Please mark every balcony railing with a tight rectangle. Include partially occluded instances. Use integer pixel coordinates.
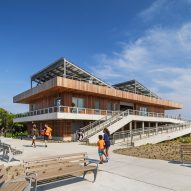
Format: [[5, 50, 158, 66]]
[[112, 122, 191, 145], [15, 106, 118, 118]]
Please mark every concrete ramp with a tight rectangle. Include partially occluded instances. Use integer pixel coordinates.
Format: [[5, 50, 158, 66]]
[[134, 125, 191, 146], [88, 114, 185, 143]]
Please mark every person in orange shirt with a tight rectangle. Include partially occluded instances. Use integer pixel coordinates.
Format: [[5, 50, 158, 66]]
[[43, 123, 52, 147], [97, 135, 105, 164]]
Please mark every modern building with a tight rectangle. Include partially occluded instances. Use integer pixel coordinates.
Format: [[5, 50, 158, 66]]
[[13, 57, 183, 141]]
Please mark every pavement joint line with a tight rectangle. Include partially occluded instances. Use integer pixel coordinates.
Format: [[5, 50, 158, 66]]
[[99, 169, 176, 191]]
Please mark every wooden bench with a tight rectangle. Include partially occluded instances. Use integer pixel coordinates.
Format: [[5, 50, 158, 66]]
[[1, 143, 23, 162], [24, 153, 98, 191], [0, 165, 31, 191], [180, 144, 191, 163]]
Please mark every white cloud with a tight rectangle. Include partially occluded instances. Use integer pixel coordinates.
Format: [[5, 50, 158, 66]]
[[138, 0, 168, 21], [138, 0, 191, 25], [91, 22, 191, 118]]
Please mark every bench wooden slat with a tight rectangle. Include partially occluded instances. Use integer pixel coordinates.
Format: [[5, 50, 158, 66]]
[[23, 153, 98, 190], [1, 180, 29, 191], [24, 152, 87, 163], [180, 144, 191, 163], [25, 156, 85, 169], [36, 165, 96, 182], [26, 162, 81, 173]]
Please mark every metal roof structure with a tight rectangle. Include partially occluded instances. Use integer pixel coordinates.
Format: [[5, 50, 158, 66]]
[[31, 57, 159, 98], [31, 57, 112, 88], [113, 80, 159, 98]]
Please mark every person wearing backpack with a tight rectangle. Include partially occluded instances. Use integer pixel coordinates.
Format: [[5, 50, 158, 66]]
[[44, 123, 52, 147], [103, 128, 110, 162], [31, 124, 39, 148]]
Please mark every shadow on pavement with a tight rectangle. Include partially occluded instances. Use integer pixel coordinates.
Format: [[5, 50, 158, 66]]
[[168, 160, 191, 168], [37, 176, 85, 191], [168, 160, 182, 164], [0, 156, 20, 162], [22, 144, 45, 148]]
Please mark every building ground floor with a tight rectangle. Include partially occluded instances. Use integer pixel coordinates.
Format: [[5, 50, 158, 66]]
[[26, 119, 170, 141], [27, 120, 93, 141]]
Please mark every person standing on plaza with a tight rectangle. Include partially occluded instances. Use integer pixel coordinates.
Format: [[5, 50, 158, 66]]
[[31, 124, 38, 148], [43, 123, 52, 147], [97, 135, 105, 164], [103, 128, 110, 161], [79, 128, 84, 141]]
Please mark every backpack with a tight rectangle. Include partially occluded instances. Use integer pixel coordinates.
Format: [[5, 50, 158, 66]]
[[41, 130, 45, 136], [45, 127, 52, 136]]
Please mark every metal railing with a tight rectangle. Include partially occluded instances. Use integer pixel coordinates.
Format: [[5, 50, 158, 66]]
[[15, 106, 118, 118], [112, 122, 191, 145], [82, 109, 185, 141]]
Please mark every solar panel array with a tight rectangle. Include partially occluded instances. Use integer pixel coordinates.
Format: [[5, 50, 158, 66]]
[[31, 58, 159, 98]]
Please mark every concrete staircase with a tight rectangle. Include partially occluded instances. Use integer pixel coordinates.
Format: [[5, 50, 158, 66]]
[[81, 109, 185, 143]]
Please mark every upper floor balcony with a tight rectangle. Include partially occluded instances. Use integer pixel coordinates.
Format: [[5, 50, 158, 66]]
[[13, 105, 184, 124], [13, 106, 118, 123]]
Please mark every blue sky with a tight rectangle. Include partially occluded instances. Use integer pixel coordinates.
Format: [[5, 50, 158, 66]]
[[0, 0, 191, 118]]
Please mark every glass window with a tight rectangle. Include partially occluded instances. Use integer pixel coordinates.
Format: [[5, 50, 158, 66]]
[[72, 97, 84, 108], [78, 98, 84, 108], [30, 104, 35, 111], [140, 107, 148, 116], [95, 100, 100, 109], [54, 98, 62, 106], [107, 102, 112, 111], [72, 97, 78, 107]]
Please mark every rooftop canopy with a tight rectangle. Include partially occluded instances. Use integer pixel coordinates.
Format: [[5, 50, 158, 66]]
[[31, 57, 159, 98], [113, 80, 159, 98], [31, 57, 112, 88]]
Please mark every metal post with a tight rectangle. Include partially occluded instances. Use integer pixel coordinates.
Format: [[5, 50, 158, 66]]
[[63, 58, 66, 77], [142, 122, 144, 134], [156, 122, 158, 135], [148, 122, 151, 136], [134, 121, 137, 130], [129, 122, 133, 146]]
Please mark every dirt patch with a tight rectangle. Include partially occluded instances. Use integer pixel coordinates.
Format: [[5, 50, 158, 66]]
[[5, 165, 25, 182], [114, 139, 191, 162]]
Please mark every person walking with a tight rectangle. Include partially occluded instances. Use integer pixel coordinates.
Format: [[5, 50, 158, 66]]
[[79, 128, 84, 141], [97, 135, 105, 164], [31, 124, 38, 148], [43, 123, 52, 147], [103, 128, 110, 161], [76, 129, 80, 141]]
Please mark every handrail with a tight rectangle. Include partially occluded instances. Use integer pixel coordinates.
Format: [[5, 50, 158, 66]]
[[81, 111, 121, 133], [112, 122, 191, 144], [15, 106, 118, 118], [82, 109, 186, 140]]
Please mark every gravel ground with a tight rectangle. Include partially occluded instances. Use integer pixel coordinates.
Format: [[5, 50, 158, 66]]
[[114, 140, 191, 162]]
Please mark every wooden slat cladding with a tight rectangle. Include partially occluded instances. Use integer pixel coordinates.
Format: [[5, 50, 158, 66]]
[[135, 104, 164, 113], [29, 92, 119, 111], [13, 78, 57, 103], [14, 77, 183, 109]]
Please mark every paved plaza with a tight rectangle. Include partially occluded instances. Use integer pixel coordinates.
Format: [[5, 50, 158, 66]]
[[0, 137, 191, 191]]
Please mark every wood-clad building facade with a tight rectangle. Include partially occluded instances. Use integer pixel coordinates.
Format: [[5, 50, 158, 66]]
[[13, 58, 183, 140]]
